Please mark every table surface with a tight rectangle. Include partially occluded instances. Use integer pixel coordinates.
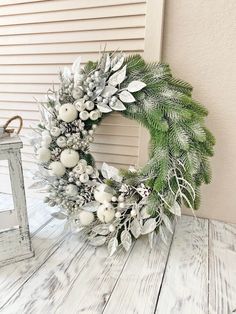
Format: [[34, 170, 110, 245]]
[[0, 193, 235, 314]]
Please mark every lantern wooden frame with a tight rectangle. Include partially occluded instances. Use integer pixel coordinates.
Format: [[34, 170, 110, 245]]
[[0, 136, 33, 267]]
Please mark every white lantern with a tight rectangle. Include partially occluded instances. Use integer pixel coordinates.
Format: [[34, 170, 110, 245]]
[[60, 149, 79, 168], [37, 147, 51, 163], [49, 161, 66, 177], [94, 184, 114, 204], [59, 103, 78, 122], [97, 205, 115, 223], [79, 211, 94, 226]]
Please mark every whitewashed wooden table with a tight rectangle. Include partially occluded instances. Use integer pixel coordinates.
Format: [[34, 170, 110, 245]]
[[0, 194, 235, 314]]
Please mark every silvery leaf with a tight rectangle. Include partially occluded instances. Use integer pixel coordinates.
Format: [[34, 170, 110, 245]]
[[140, 206, 151, 219], [101, 162, 122, 182], [168, 201, 181, 216], [62, 67, 71, 83], [121, 230, 132, 251], [100, 53, 111, 73], [130, 218, 141, 239], [92, 224, 110, 235], [119, 91, 135, 103], [162, 214, 173, 233], [141, 218, 157, 235], [72, 56, 81, 73], [110, 99, 126, 111], [101, 85, 118, 98], [97, 103, 112, 113], [108, 237, 118, 256], [127, 80, 146, 92], [28, 181, 45, 189], [112, 55, 125, 71], [51, 212, 67, 220], [81, 201, 100, 212], [148, 231, 154, 249], [159, 225, 168, 245], [90, 236, 106, 246], [108, 65, 127, 86]]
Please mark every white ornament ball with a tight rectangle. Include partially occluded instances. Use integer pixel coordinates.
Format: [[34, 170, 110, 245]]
[[97, 205, 115, 223], [59, 103, 78, 122], [79, 211, 94, 226], [111, 196, 117, 202], [65, 184, 78, 196], [131, 209, 137, 217], [89, 110, 100, 121], [41, 140, 49, 148], [79, 110, 89, 121], [56, 136, 67, 148], [37, 147, 51, 162], [79, 159, 87, 166], [79, 173, 89, 183], [118, 195, 125, 202], [119, 202, 125, 209], [85, 101, 94, 111], [85, 165, 94, 175], [74, 100, 86, 112], [60, 149, 79, 168], [74, 163, 85, 174], [49, 161, 66, 177], [94, 184, 114, 204], [115, 211, 121, 218], [109, 224, 115, 232], [72, 88, 84, 99], [50, 127, 61, 137]]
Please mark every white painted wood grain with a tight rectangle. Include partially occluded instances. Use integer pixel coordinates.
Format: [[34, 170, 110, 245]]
[[103, 233, 173, 314], [209, 220, 236, 314], [54, 245, 134, 314], [0, 217, 66, 308], [156, 216, 208, 314]]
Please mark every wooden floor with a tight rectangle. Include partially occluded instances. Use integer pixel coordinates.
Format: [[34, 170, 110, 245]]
[[0, 194, 235, 314]]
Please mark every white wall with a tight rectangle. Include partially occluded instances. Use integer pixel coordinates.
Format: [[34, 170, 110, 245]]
[[163, 0, 236, 223]]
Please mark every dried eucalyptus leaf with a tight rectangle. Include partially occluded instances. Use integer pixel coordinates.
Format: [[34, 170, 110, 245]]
[[130, 218, 141, 239], [112, 55, 125, 71], [101, 85, 118, 98], [162, 214, 173, 233], [90, 236, 106, 246], [51, 212, 67, 220], [108, 65, 127, 86], [141, 218, 157, 235], [108, 237, 118, 256], [119, 90, 135, 103], [110, 99, 126, 111], [97, 103, 112, 113], [127, 80, 146, 92], [121, 230, 132, 251], [81, 201, 100, 212], [168, 201, 181, 216], [28, 181, 45, 189], [92, 224, 110, 235]]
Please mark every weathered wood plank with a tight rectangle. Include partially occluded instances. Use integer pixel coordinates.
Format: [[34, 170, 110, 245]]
[[209, 220, 236, 314], [0, 234, 95, 313], [0, 217, 66, 307], [53, 245, 134, 313], [103, 233, 173, 314], [156, 216, 208, 314]]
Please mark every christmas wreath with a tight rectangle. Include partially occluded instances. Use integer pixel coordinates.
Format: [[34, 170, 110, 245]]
[[32, 52, 215, 255]]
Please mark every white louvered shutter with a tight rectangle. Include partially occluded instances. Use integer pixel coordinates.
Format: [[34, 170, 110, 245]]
[[0, 0, 164, 193]]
